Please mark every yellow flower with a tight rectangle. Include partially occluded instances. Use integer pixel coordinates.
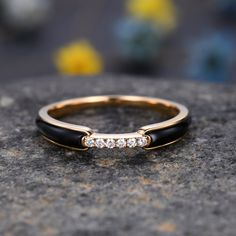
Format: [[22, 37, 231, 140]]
[[54, 40, 103, 76], [126, 0, 177, 32]]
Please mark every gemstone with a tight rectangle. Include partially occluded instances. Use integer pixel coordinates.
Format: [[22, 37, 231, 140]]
[[127, 138, 136, 148], [95, 138, 106, 148], [116, 138, 126, 148], [84, 137, 95, 147], [106, 139, 116, 149], [137, 137, 148, 147]]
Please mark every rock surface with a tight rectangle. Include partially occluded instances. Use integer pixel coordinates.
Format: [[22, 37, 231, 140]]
[[0, 76, 235, 236]]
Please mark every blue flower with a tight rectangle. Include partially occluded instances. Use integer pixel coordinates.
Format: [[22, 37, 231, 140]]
[[115, 18, 162, 62], [188, 34, 234, 82]]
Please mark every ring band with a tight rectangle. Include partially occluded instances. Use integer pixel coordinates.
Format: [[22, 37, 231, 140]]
[[36, 95, 190, 151]]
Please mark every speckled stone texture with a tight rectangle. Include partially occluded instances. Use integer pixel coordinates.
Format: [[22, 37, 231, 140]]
[[0, 76, 235, 236]]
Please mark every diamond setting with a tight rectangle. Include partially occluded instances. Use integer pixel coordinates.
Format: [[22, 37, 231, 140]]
[[106, 139, 116, 149], [84, 137, 95, 147], [95, 138, 106, 148], [116, 138, 126, 148], [137, 137, 148, 147], [83, 135, 149, 149], [127, 138, 137, 148]]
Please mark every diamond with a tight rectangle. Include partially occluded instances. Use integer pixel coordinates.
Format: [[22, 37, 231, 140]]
[[127, 138, 136, 148], [84, 137, 95, 147], [95, 138, 106, 148], [116, 138, 126, 148], [106, 139, 116, 149], [137, 137, 148, 147]]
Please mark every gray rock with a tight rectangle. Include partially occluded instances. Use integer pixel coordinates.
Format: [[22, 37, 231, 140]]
[[0, 76, 235, 236]]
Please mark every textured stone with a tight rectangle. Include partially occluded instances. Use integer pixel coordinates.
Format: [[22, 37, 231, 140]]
[[0, 75, 235, 236]]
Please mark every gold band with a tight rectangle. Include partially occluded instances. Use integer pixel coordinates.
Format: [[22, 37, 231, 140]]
[[36, 95, 190, 150]]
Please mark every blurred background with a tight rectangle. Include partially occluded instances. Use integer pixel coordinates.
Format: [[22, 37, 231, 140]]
[[0, 0, 235, 84]]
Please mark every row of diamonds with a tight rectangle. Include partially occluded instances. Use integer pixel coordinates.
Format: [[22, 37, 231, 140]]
[[84, 136, 149, 149]]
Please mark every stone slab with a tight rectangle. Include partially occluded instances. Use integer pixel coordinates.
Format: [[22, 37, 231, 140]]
[[0, 76, 235, 236]]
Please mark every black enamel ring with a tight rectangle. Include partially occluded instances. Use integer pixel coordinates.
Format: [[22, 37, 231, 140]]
[[36, 95, 190, 151]]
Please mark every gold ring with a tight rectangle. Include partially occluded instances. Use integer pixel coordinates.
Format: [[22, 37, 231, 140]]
[[36, 95, 190, 151]]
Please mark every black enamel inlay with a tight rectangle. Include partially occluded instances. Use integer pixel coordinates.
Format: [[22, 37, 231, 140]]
[[36, 117, 87, 149], [146, 117, 191, 148]]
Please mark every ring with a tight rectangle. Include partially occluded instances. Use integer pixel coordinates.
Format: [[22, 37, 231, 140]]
[[36, 95, 190, 151]]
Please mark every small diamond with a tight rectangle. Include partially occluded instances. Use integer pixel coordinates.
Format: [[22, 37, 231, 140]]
[[127, 138, 136, 148], [137, 137, 148, 147], [116, 138, 126, 148], [106, 139, 116, 149], [95, 138, 106, 148], [84, 137, 95, 147]]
